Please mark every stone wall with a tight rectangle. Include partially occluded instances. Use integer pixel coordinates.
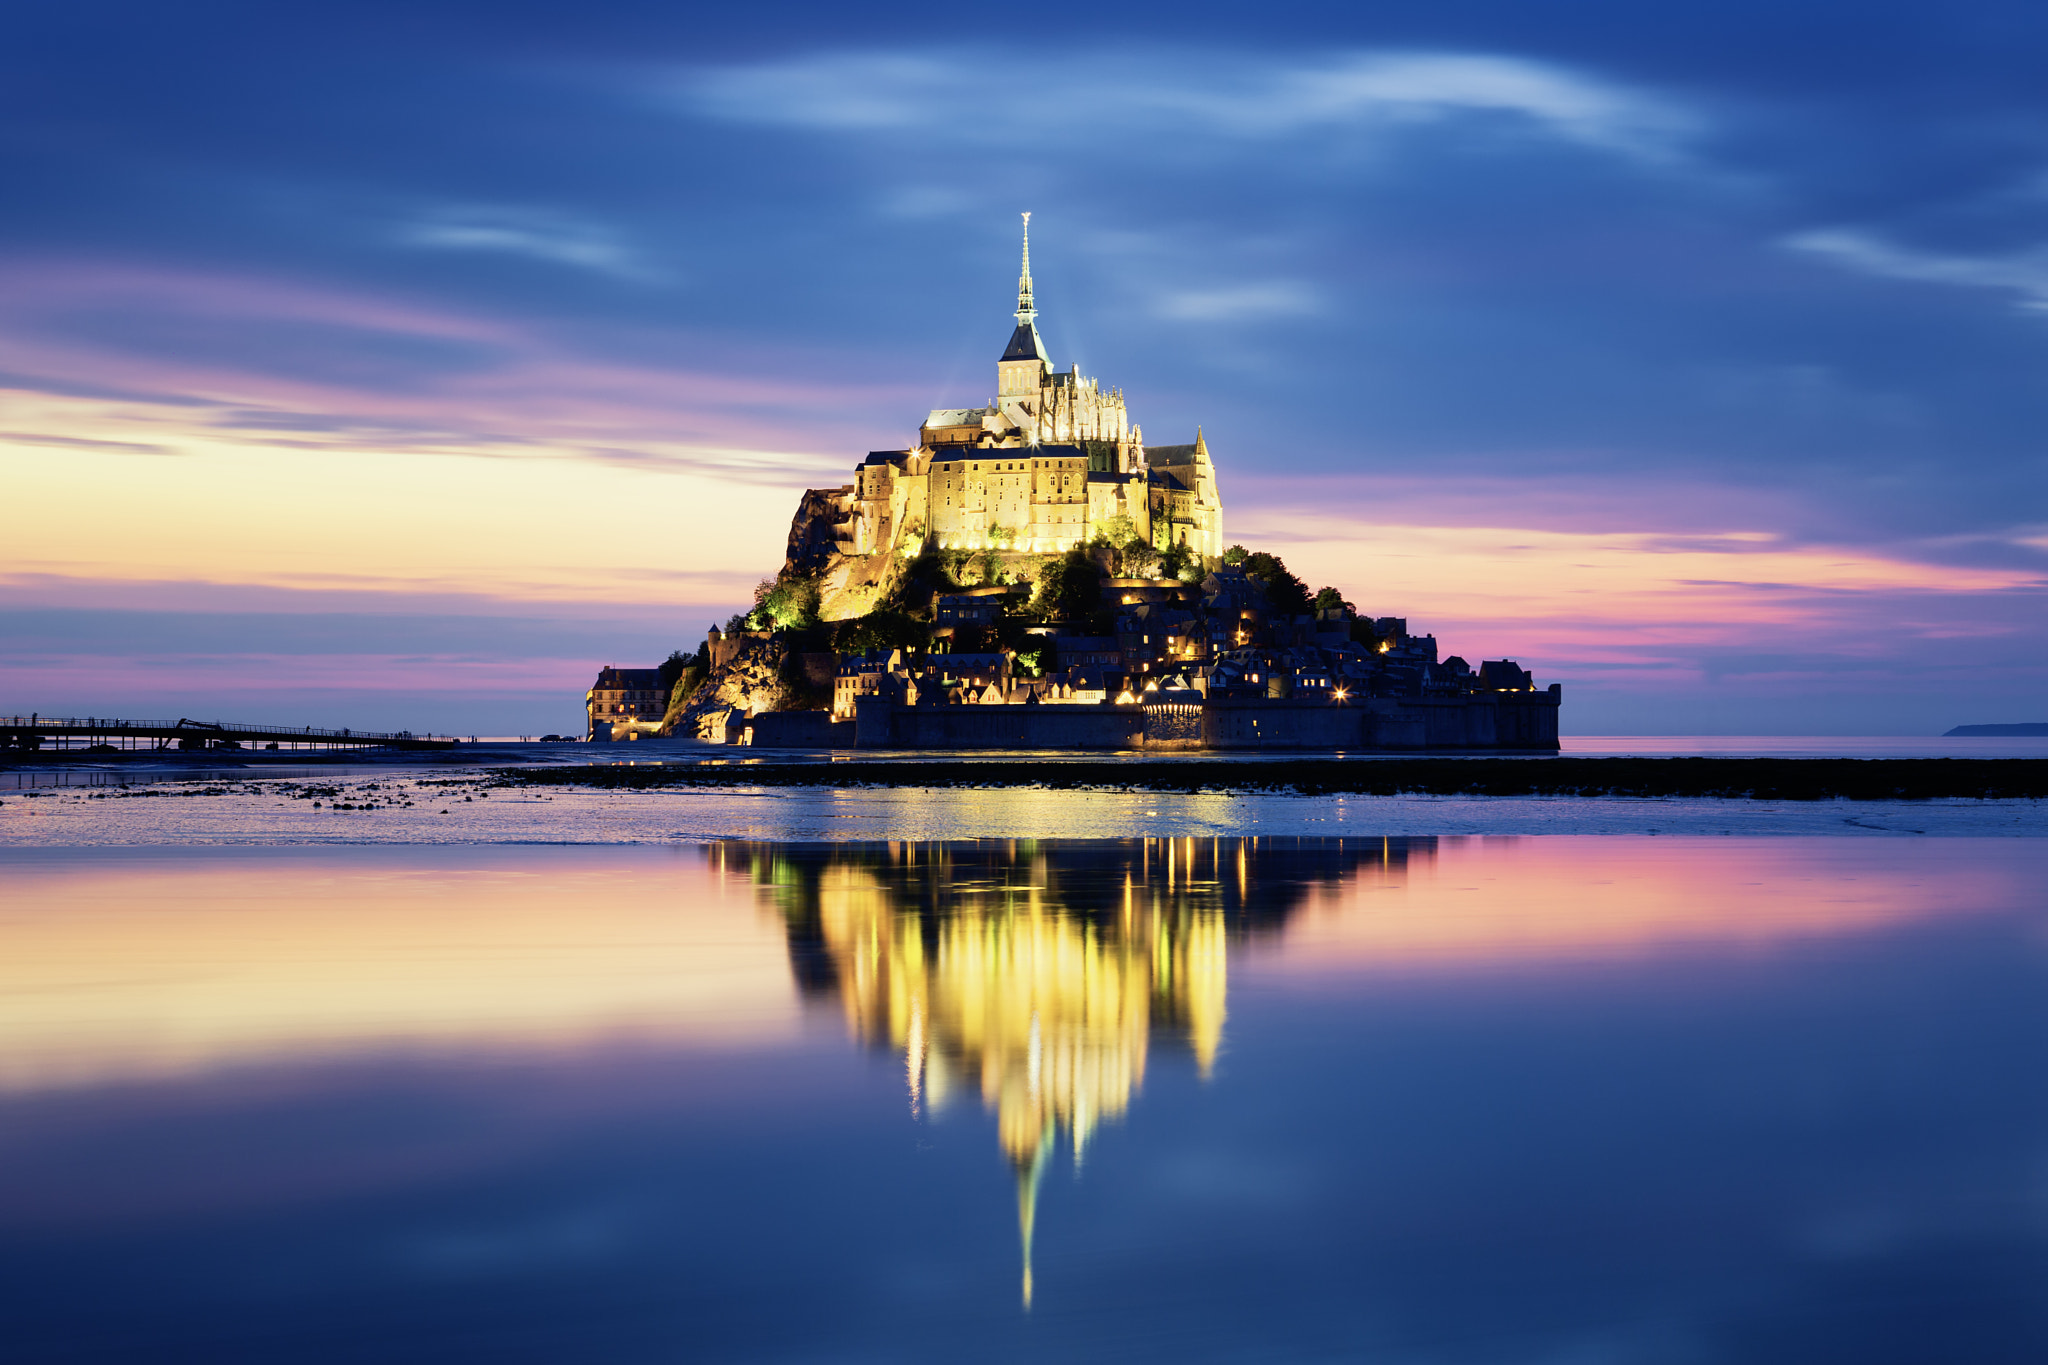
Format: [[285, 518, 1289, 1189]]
[[746, 711, 854, 748], [848, 686, 1561, 752], [1205, 690, 1561, 750], [856, 698, 1144, 750]]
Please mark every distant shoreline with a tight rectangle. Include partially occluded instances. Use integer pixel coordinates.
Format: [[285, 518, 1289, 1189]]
[[503, 756, 2048, 802], [1945, 723, 2048, 737]]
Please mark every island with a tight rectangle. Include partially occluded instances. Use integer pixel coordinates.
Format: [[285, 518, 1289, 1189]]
[[589, 216, 1559, 752]]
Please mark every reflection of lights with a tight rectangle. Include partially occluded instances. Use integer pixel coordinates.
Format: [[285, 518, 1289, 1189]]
[[791, 845, 1231, 1308]]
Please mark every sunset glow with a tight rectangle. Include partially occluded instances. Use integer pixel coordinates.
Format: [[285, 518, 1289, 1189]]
[[4, 8, 2045, 733]]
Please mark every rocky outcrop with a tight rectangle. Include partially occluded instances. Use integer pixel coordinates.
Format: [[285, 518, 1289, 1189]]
[[785, 486, 855, 577], [817, 549, 894, 621], [665, 636, 797, 740]]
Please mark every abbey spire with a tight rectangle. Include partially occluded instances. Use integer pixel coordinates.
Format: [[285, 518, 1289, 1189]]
[[1000, 211, 1052, 374], [830, 213, 1222, 562], [1015, 210, 1036, 326]]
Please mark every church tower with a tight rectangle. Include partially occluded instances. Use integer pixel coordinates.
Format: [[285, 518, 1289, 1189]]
[[997, 212, 1051, 400], [857, 213, 1219, 559]]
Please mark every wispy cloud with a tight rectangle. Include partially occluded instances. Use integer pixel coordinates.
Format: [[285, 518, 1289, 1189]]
[[0, 431, 175, 455], [681, 49, 1697, 163], [0, 260, 899, 484], [1154, 282, 1321, 322], [1786, 229, 2048, 312], [398, 207, 657, 281]]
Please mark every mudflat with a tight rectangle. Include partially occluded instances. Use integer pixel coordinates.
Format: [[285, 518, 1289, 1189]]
[[504, 755, 2048, 801]]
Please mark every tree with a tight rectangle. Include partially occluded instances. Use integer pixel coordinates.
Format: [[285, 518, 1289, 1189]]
[[1242, 551, 1312, 616], [877, 537, 956, 619], [1313, 586, 1354, 615], [657, 649, 693, 696], [1121, 538, 1159, 579], [833, 608, 927, 657], [1032, 547, 1102, 623], [750, 574, 823, 631], [1158, 540, 1193, 582], [1012, 636, 1055, 677], [1222, 544, 1249, 566], [660, 650, 706, 715], [1097, 512, 1135, 548]]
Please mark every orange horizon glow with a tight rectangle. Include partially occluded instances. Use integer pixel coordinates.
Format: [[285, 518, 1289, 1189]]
[[0, 852, 800, 1093], [4, 839, 2033, 1098]]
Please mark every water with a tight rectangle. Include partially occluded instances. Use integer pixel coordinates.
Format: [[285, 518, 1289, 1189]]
[[1562, 735, 2048, 759], [10, 734, 2048, 792], [4, 835, 2046, 1361], [4, 773, 2043, 842]]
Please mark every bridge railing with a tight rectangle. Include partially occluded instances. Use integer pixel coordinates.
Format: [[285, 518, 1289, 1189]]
[[1, 716, 442, 743]]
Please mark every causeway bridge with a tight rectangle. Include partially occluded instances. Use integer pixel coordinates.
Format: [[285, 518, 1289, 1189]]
[[2, 715, 460, 754]]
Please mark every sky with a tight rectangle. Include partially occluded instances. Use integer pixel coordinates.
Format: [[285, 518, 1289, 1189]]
[[3, 0, 2045, 735]]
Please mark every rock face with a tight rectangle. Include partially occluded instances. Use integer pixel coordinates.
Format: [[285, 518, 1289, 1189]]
[[666, 636, 796, 740], [785, 487, 854, 578], [816, 549, 895, 621]]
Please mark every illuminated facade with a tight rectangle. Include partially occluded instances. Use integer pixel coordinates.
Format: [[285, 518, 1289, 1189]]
[[584, 665, 665, 741], [833, 215, 1224, 561]]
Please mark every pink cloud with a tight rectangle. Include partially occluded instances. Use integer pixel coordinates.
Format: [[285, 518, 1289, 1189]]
[[0, 258, 927, 477]]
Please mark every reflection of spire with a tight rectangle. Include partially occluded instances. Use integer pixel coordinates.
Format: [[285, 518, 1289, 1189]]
[[906, 1001, 924, 1118], [1015, 1120, 1050, 1309], [745, 838, 1438, 1310], [796, 843, 1228, 1308], [1016, 211, 1036, 326]]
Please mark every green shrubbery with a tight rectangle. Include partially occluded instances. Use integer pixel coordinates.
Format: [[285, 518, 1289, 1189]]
[[1239, 551, 1312, 616], [1031, 548, 1103, 624], [833, 609, 927, 657], [748, 575, 822, 631], [694, 539, 1357, 696]]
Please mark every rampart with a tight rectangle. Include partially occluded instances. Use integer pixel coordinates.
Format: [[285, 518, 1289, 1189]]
[[842, 686, 1560, 751]]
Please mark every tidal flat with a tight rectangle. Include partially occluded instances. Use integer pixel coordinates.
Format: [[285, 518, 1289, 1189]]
[[510, 755, 2048, 800], [4, 767, 2047, 843]]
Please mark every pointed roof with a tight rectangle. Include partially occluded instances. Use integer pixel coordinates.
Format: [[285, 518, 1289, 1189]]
[[1002, 321, 1051, 363]]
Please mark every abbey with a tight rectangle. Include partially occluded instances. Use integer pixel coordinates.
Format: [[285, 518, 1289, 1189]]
[[836, 215, 1223, 562]]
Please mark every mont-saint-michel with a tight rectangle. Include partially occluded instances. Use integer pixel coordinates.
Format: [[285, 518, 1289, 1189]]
[[589, 216, 1559, 752]]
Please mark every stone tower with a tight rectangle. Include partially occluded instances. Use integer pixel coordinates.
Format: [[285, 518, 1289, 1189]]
[[997, 212, 1051, 402]]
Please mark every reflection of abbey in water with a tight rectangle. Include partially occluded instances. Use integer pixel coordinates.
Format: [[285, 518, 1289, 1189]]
[[718, 837, 1434, 1305]]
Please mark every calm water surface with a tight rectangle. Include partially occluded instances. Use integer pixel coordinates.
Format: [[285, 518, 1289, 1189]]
[[3, 836, 2046, 1362]]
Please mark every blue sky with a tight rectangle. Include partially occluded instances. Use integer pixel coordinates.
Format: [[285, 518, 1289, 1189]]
[[2, 1, 2045, 733]]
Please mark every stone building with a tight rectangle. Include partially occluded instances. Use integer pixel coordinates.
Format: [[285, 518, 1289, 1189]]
[[805, 215, 1224, 568], [585, 666, 666, 741]]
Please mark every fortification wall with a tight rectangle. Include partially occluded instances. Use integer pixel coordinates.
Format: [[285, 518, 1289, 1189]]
[[746, 711, 854, 748], [1204, 693, 1557, 750], [847, 686, 1560, 752], [855, 698, 1144, 750]]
